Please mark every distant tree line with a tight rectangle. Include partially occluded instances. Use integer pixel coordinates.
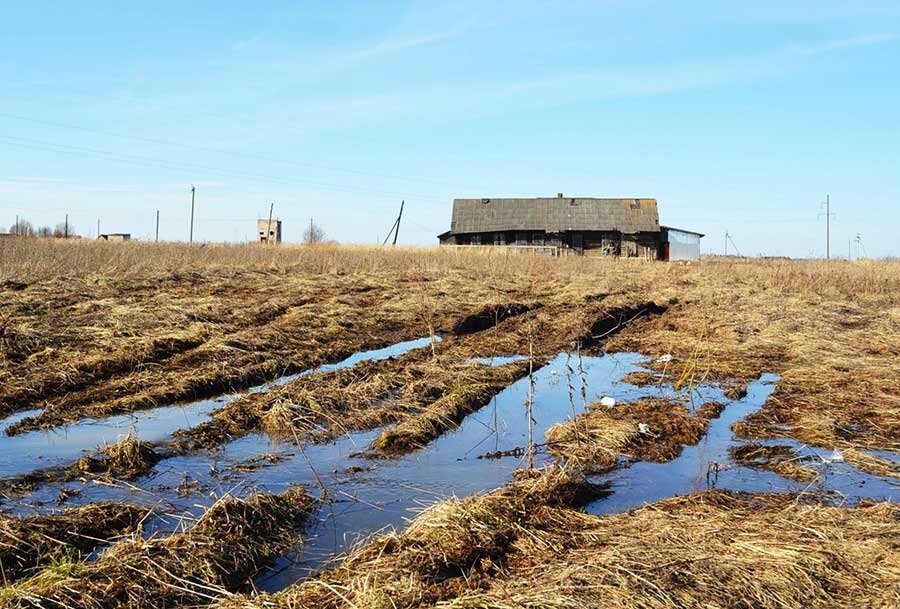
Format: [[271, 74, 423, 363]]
[[1, 218, 79, 238]]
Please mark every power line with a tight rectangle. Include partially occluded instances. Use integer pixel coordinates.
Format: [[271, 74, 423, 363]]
[[0, 135, 449, 203], [0, 111, 467, 190]]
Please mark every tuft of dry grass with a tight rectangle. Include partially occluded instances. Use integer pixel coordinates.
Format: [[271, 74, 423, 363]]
[[0, 503, 149, 585], [0, 433, 163, 497], [546, 397, 710, 469], [75, 432, 161, 478], [2, 488, 313, 609]]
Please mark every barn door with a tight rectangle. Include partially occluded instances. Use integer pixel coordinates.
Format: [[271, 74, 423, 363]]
[[571, 232, 583, 252]]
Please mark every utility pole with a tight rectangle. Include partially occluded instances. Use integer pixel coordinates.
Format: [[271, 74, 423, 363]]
[[724, 231, 742, 257], [155, 210, 160, 242], [97, 218, 100, 237], [818, 194, 835, 260], [393, 200, 404, 245], [64, 214, 68, 238], [189, 185, 196, 244], [266, 202, 274, 245], [309, 217, 314, 243], [15, 215, 18, 236], [382, 200, 405, 246]]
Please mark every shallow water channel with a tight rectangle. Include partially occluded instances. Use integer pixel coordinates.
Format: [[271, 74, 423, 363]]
[[0, 337, 438, 478], [1, 340, 897, 593]]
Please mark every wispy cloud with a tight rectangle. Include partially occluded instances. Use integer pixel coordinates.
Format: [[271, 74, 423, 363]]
[[243, 32, 896, 137]]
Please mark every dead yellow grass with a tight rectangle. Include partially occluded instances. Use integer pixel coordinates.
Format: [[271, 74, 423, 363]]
[[3, 239, 900, 607], [0, 503, 149, 585], [2, 240, 897, 469], [3, 489, 312, 608], [546, 397, 710, 469], [433, 491, 900, 609], [215, 468, 900, 609], [843, 448, 900, 479], [215, 467, 603, 609]]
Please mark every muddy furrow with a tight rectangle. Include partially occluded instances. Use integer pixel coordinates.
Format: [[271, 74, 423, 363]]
[[0, 334, 206, 417], [0, 287, 323, 417], [5, 294, 422, 435]]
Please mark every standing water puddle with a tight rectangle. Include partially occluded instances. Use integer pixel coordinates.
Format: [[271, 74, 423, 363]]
[[586, 373, 899, 516], [2, 349, 897, 593], [0, 337, 438, 479]]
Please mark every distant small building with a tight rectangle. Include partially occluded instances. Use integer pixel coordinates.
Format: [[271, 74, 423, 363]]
[[437, 195, 703, 260], [257, 219, 282, 244], [660, 226, 704, 261], [97, 233, 131, 242]]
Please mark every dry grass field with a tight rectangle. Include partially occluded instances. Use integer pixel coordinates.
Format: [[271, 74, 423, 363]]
[[0, 237, 898, 608]]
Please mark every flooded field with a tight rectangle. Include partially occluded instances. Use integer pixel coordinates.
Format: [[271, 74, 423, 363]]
[[1, 243, 898, 608], [2, 342, 896, 597]]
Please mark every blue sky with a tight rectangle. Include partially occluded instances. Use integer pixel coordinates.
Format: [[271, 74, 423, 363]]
[[1, 1, 898, 256]]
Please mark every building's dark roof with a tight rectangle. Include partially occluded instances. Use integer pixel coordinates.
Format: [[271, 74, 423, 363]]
[[448, 197, 660, 235], [661, 225, 705, 238]]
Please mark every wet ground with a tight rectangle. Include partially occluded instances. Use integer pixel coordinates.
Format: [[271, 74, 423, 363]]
[[1, 340, 897, 593]]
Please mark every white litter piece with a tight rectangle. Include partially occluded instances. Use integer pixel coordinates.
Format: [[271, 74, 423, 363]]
[[828, 448, 844, 463], [550, 369, 558, 375], [600, 396, 616, 408], [638, 423, 653, 435], [656, 354, 674, 363]]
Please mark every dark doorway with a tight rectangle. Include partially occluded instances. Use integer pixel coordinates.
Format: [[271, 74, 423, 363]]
[[571, 232, 583, 252]]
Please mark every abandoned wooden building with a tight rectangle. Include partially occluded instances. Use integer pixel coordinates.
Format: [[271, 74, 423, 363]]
[[96, 233, 131, 242], [257, 219, 282, 244], [437, 195, 703, 260]]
